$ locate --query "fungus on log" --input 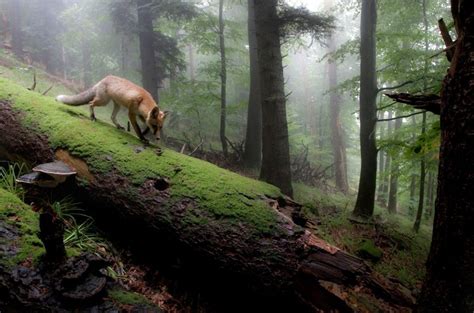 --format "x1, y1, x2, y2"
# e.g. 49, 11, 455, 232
0, 78, 413, 311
